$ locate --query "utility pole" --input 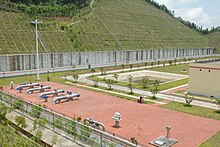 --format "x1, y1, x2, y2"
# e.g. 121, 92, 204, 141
31, 19, 42, 80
